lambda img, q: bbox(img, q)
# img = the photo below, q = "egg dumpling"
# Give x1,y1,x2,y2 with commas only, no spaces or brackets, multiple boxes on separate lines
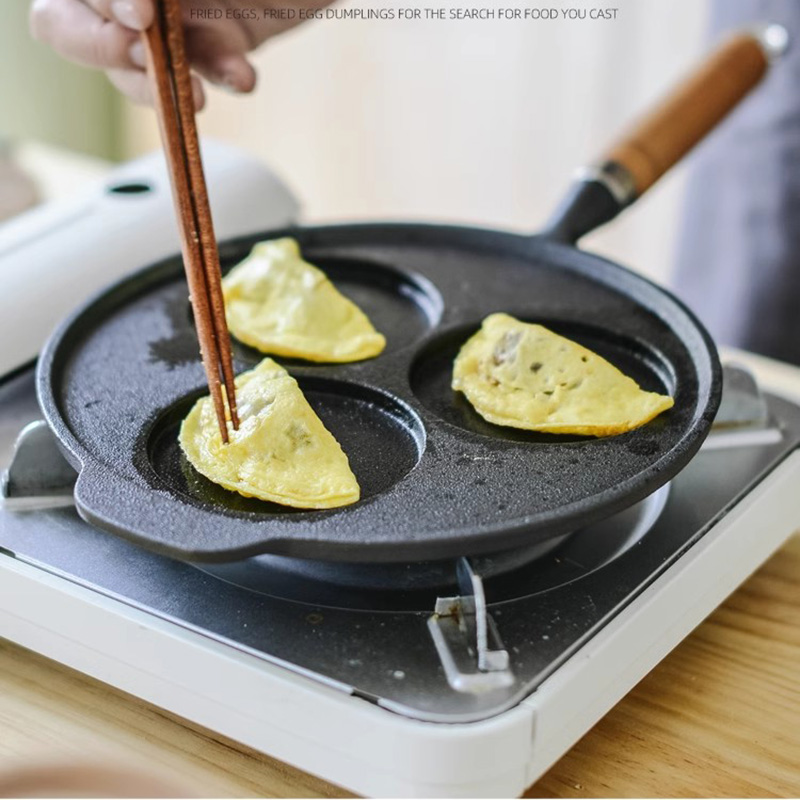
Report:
179,359,360,509
452,313,674,437
222,238,386,362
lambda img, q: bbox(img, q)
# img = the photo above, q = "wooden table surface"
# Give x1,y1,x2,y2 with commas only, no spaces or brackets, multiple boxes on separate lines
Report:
1,350,799,798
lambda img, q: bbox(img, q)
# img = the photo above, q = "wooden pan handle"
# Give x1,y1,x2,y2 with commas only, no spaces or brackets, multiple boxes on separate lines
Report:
544,24,787,243
604,28,781,197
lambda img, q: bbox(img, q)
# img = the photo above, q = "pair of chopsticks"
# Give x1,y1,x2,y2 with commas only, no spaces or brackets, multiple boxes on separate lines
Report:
141,0,239,443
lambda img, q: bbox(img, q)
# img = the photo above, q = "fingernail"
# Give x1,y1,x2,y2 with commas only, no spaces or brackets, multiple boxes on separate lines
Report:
112,0,145,30
128,40,146,68
220,74,241,94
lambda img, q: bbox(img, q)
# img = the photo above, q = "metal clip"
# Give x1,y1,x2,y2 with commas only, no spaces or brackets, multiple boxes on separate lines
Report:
428,557,514,693
1,421,77,511
704,363,782,450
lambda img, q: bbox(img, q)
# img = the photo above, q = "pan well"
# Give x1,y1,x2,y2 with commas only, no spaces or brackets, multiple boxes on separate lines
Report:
410,319,676,443
145,378,426,515
184,254,445,365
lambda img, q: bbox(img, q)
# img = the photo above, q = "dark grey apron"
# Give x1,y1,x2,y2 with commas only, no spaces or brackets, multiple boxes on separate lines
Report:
674,0,800,365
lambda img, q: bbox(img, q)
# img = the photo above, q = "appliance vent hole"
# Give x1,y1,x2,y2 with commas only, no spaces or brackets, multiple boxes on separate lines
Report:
107,182,152,195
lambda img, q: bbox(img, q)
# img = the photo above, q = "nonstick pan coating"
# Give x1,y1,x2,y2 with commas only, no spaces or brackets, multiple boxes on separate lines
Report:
37,223,721,563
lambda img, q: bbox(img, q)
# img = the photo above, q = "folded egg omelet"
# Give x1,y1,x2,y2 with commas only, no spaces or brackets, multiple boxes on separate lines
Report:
452,313,674,437
179,359,360,509
222,238,386,362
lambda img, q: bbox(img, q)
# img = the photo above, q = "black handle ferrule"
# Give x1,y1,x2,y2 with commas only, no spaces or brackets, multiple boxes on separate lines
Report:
541,179,627,245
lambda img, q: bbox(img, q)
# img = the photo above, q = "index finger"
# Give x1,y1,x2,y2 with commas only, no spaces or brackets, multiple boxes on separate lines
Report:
31,0,141,70
81,0,154,30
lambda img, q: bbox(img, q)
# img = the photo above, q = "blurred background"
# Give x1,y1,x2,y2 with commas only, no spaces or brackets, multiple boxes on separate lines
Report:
0,0,708,285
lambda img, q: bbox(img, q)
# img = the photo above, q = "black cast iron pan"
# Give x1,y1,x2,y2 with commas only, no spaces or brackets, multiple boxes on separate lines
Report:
36,29,781,564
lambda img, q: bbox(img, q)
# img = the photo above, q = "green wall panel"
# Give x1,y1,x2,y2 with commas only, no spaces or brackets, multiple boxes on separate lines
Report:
0,0,121,159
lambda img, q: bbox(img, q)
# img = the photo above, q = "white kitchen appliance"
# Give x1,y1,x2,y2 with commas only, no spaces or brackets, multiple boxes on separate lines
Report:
1,147,799,798
0,140,298,376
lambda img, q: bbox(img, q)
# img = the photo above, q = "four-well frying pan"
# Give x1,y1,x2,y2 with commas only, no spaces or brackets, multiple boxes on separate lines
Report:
36,29,782,564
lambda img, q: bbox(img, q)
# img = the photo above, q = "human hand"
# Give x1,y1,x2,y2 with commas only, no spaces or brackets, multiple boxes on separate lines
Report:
30,0,335,110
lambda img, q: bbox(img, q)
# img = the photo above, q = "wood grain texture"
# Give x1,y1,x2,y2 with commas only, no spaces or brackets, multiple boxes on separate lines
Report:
1,534,797,798
141,0,239,442
528,532,800,799
159,0,239,432
604,33,767,196
0,637,351,798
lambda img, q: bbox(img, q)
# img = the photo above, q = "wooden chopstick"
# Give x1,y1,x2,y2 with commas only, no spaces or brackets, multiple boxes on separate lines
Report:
141,0,239,443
